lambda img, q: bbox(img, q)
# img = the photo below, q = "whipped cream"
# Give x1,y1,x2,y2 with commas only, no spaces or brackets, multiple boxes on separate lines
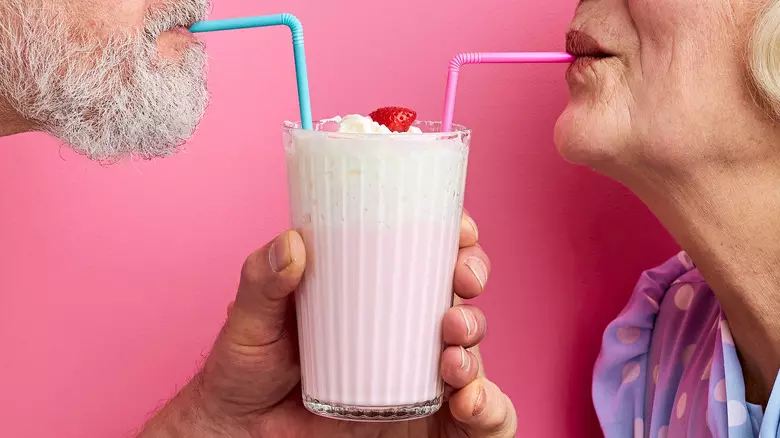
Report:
336,114,423,134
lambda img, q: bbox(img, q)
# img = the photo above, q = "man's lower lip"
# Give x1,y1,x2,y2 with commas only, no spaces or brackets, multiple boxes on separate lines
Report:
168,26,195,36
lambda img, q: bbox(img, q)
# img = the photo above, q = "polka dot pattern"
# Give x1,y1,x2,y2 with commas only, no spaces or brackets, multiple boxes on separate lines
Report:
682,344,695,367
618,327,641,344
676,392,687,419
622,362,641,384
678,251,694,269
728,400,747,427
634,418,643,438
674,284,694,310
646,294,660,310
720,320,734,345
714,379,727,402
592,252,780,438
701,357,712,380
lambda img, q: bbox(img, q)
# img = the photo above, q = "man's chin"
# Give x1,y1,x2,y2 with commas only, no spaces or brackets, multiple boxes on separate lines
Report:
55,116,202,162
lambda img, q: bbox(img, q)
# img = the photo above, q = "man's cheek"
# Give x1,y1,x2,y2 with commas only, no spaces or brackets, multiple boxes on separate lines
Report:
79,0,147,31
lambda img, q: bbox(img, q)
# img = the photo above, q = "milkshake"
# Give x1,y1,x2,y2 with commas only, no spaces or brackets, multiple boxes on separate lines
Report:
283,109,471,421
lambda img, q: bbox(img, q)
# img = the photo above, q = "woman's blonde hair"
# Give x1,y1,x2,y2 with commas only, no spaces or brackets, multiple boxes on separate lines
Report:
750,1,780,118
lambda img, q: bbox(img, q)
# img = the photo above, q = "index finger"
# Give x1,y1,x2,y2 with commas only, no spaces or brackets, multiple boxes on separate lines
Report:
459,211,479,248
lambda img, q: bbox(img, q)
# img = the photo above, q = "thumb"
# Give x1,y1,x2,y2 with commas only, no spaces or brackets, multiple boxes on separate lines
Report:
226,230,306,346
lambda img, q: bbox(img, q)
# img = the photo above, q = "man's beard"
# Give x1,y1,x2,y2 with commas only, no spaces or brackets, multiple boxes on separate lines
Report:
0,0,210,161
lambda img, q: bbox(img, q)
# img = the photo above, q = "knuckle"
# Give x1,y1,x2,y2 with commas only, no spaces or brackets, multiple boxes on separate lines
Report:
240,248,269,286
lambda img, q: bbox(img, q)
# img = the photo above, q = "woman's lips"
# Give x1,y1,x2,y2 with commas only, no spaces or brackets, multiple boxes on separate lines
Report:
565,30,613,58
565,30,615,80
567,56,608,75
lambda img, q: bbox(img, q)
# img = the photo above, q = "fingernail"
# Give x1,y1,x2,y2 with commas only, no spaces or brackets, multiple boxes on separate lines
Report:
465,214,479,241
472,386,487,417
464,256,488,290
460,346,471,371
269,233,292,273
459,307,476,338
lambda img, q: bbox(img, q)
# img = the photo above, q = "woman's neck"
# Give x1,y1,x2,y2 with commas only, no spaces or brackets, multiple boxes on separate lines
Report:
634,158,780,405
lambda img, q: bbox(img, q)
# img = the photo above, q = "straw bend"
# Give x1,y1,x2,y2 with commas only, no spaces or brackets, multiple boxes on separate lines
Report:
441,51,574,132
189,14,313,129
448,53,483,72
278,14,312,130
279,13,304,45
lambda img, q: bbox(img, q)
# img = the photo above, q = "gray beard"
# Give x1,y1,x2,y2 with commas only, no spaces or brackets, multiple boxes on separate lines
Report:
0,0,210,161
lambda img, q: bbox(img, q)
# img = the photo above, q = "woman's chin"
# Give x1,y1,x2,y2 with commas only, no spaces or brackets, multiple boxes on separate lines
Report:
554,106,623,167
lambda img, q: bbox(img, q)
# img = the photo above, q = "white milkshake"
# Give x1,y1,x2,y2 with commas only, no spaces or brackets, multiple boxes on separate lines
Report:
283,114,471,421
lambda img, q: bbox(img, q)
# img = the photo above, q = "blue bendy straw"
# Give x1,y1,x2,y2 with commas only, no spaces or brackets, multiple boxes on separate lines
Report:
190,14,313,130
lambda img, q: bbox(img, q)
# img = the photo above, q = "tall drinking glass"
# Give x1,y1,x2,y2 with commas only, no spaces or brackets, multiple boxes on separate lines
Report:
283,120,471,421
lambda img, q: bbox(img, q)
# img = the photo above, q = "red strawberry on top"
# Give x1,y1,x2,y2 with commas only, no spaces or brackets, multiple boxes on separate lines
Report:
369,106,417,132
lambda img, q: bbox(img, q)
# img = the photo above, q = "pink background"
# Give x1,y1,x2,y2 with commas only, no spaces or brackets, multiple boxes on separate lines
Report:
0,1,679,437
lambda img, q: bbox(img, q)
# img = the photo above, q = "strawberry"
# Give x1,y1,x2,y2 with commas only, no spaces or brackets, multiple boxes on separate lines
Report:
369,106,417,132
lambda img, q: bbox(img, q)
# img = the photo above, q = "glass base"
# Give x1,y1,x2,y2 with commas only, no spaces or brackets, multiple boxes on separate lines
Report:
303,393,443,422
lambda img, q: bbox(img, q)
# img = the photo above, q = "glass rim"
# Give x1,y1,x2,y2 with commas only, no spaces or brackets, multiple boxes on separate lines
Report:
282,120,471,139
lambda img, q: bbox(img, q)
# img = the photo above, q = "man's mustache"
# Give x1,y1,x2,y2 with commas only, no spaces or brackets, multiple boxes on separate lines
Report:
144,0,210,37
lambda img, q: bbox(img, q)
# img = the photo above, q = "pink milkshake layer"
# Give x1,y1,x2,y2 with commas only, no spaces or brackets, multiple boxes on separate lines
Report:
297,222,457,405
284,117,471,421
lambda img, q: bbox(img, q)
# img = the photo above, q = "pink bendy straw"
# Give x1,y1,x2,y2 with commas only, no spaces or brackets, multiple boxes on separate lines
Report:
441,52,574,132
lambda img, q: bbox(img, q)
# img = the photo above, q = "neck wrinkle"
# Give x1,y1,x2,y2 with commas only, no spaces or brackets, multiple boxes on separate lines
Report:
628,157,780,406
